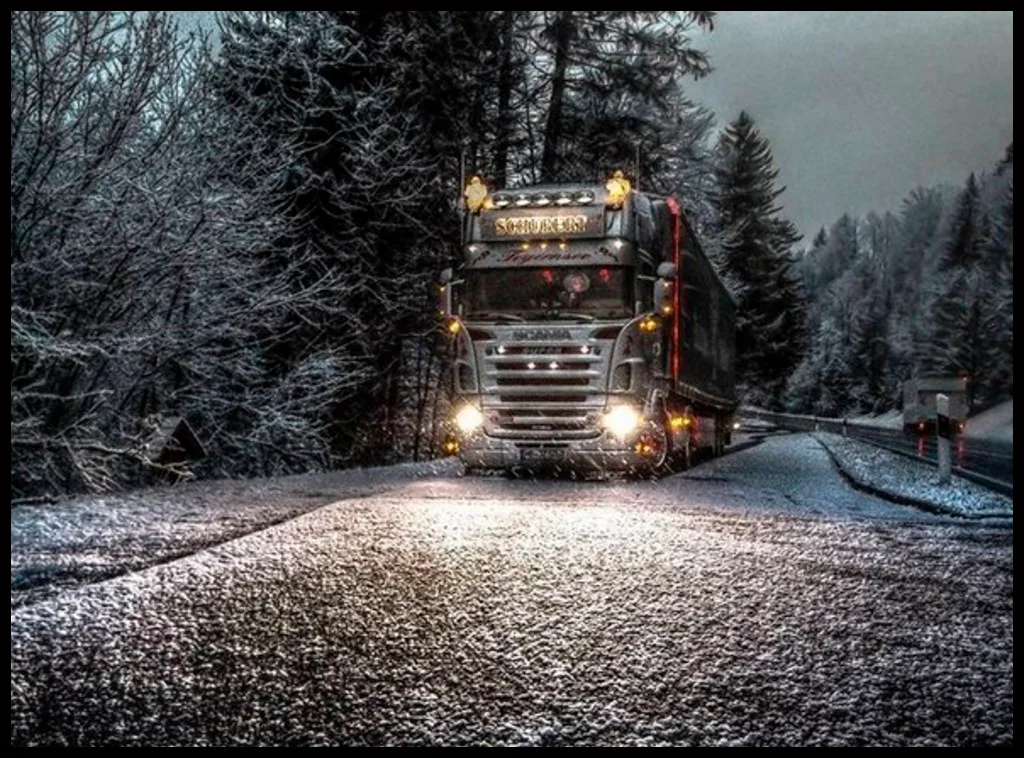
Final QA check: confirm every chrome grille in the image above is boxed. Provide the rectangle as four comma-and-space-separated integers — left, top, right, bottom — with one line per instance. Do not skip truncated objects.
479, 335, 611, 440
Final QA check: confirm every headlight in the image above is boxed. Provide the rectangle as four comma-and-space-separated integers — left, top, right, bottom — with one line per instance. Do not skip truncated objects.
603, 405, 641, 439
455, 404, 484, 434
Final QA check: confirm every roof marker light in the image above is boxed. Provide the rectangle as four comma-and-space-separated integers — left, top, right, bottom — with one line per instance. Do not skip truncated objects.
464, 176, 488, 213
605, 170, 631, 208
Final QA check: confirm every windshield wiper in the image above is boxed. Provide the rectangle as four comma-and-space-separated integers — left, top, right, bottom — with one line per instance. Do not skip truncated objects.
545, 311, 596, 322
466, 311, 525, 323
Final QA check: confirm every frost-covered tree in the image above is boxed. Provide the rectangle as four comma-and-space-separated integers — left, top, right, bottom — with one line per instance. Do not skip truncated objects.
977, 170, 1013, 405
920, 162, 1014, 408
11, 12, 221, 497
649, 100, 719, 233
789, 145, 1012, 418
211, 11, 452, 465
884, 187, 943, 391
805, 214, 858, 293
919, 173, 993, 407
10, 12, 348, 498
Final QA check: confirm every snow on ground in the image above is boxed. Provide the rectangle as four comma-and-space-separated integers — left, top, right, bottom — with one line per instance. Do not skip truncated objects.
961, 399, 1013, 443
10, 458, 461, 609
10, 424, 1011, 609
849, 409, 904, 429
850, 398, 1013, 440
813, 432, 1012, 519
746, 398, 1013, 518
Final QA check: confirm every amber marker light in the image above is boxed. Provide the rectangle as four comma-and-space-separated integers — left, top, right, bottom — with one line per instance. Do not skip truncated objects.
464, 176, 488, 213
605, 170, 631, 208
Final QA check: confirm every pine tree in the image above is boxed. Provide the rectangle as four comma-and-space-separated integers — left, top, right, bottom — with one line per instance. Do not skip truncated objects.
976, 155, 1013, 405
850, 285, 892, 413
887, 186, 942, 393
712, 111, 806, 409
920, 173, 992, 407
791, 148, 1012, 420
938, 173, 986, 271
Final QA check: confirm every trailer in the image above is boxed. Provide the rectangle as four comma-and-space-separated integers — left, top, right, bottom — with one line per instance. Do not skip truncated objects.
436, 171, 737, 475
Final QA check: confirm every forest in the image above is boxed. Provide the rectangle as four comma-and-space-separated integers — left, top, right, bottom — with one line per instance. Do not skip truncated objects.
10, 11, 1013, 500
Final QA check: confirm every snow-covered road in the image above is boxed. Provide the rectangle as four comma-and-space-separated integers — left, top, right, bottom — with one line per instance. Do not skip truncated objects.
11, 434, 1013, 746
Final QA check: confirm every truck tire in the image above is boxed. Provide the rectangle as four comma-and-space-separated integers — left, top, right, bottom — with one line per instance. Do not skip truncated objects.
679, 434, 692, 471
649, 419, 671, 476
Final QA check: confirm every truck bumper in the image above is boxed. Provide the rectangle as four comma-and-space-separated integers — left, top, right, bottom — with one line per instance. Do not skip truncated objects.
460, 436, 649, 473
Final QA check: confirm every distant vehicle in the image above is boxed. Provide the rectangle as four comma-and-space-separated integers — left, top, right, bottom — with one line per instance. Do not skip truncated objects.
436, 171, 737, 475
902, 376, 968, 435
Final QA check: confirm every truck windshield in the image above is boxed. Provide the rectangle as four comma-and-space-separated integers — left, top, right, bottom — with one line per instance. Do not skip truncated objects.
463, 267, 634, 321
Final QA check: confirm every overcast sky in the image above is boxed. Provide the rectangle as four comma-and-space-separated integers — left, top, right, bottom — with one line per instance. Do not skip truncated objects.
685, 11, 1014, 242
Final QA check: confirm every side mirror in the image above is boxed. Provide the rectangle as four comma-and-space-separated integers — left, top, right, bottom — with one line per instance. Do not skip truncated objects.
653, 278, 674, 317
437, 268, 454, 320
653, 262, 676, 316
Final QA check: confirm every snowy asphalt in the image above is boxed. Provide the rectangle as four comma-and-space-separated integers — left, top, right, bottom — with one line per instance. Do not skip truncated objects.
10, 433, 1013, 746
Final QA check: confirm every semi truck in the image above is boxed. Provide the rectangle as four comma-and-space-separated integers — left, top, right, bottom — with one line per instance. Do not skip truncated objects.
902, 376, 969, 435
437, 171, 737, 475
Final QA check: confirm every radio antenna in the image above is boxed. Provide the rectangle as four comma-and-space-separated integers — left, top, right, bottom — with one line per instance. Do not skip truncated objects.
459, 147, 466, 246
635, 143, 641, 192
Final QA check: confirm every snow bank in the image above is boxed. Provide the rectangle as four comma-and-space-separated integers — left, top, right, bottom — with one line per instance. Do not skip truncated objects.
813, 432, 1013, 519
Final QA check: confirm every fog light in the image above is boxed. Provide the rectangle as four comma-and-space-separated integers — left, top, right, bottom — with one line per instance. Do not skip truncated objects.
603, 405, 641, 439
455, 405, 484, 434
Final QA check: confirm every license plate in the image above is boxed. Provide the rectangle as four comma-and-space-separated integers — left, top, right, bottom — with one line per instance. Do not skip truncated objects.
520, 447, 562, 464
